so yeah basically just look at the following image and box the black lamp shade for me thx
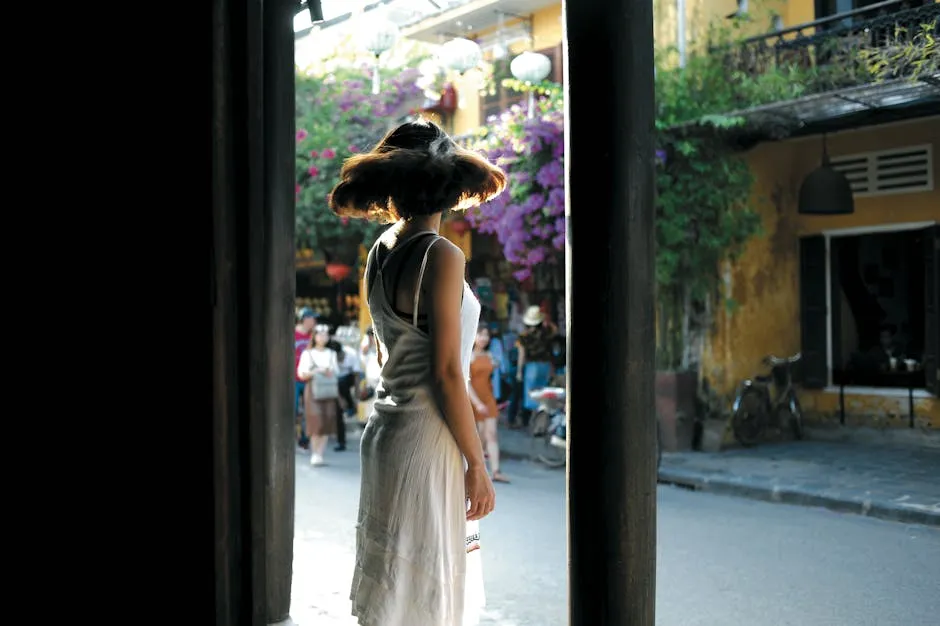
[797,162,855,215]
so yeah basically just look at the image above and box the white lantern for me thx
[510,51,552,118]
[363,18,400,57]
[362,17,400,95]
[510,51,552,84]
[438,37,483,74]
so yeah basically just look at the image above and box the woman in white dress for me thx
[328,118,507,626]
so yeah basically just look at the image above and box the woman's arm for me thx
[466,375,486,414]
[428,240,494,521]
[516,343,526,381]
[429,241,486,466]
[297,350,314,381]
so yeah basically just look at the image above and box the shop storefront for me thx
[295,249,361,327]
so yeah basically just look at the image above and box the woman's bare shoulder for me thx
[427,236,465,269]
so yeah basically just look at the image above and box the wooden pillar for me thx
[261,0,298,622]
[564,0,658,624]
[212,0,296,624]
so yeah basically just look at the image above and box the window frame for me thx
[801,220,939,397]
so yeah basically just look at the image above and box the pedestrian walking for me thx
[470,325,510,483]
[297,324,340,466]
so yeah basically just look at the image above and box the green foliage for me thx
[294,65,424,259]
[858,20,939,82]
[652,16,815,369]
[652,5,936,369]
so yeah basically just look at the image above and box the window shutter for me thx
[829,145,933,197]
[800,235,828,389]
[924,225,939,396]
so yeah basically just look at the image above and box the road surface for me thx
[290,440,940,626]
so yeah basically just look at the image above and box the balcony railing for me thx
[721,0,939,102]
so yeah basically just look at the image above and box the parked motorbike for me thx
[528,386,567,468]
[527,386,663,471]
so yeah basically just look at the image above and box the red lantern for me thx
[450,218,470,236]
[325,262,352,282]
[439,83,458,115]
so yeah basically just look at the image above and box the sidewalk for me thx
[497,424,940,527]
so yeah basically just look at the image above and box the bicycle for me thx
[527,387,664,470]
[730,353,804,447]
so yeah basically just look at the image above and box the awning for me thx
[669,74,940,144]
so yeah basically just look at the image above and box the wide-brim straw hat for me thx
[522,305,544,327]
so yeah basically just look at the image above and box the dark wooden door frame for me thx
[212,0,296,623]
[211,0,657,623]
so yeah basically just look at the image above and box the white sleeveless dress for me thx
[350,230,485,626]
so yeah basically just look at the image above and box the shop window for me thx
[800,225,939,394]
[480,44,563,122]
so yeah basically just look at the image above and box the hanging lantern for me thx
[325,262,353,282]
[439,37,483,74]
[510,51,552,119]
[510,51,552,84]
[362,17,399,57]
[798,137,855,215]
[439,83,458,114]
[449,217,470,236]
[362,16,399,95]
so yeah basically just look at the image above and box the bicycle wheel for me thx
[528,409,550,438]
[535,421,566,468]
[535,437,566,468]
[788,394,804,440]
[731,387,768,447]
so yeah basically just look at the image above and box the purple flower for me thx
[513,268,532,282]
[536,160,564,188]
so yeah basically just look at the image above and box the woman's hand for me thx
[465,465,495,521]
[473,400,488,417]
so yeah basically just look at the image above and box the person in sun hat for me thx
[514,305,557,429]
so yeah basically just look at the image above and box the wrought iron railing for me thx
[720,0,939,99]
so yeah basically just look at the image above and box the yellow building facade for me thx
[703,119,939,430]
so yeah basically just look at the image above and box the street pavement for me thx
[497,425,940,527]
[290,433,940,626]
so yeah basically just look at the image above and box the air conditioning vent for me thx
[829,144,933,197]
